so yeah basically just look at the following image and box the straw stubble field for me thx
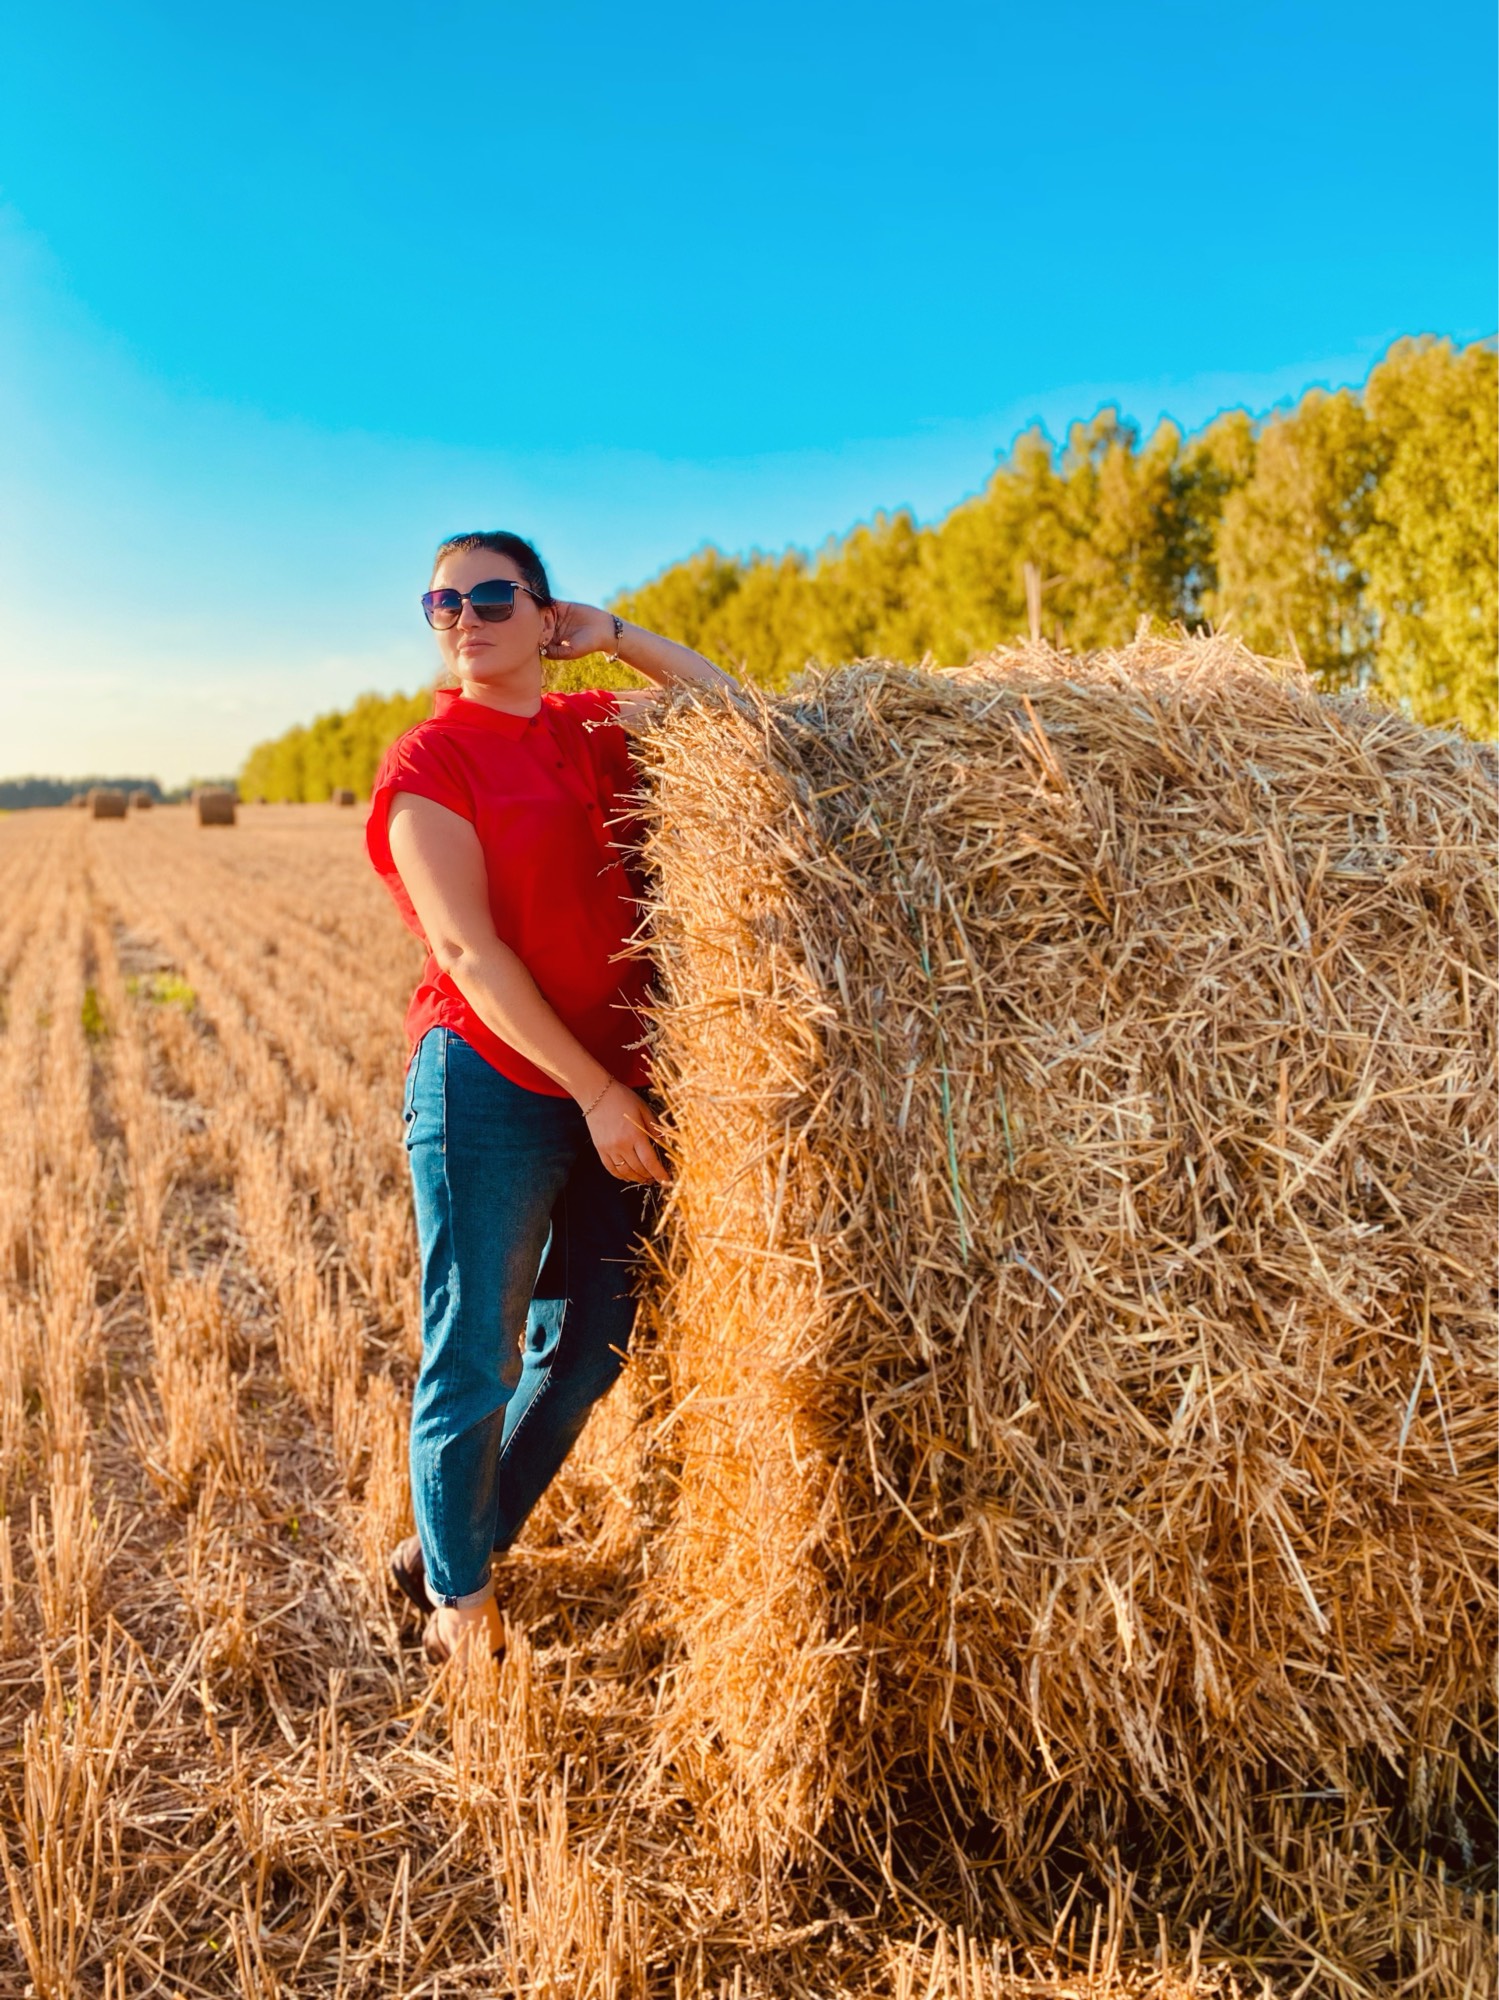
[0,798,1236,2000]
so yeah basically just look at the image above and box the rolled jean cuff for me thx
[440,1574,495,1611]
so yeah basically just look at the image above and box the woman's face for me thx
[429,547,556,689]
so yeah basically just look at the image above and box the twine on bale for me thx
[629,634,1497,1991]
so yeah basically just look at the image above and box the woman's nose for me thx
[456,599,483,627]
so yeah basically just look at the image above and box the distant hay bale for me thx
[636,636,1497,1968]
[88,788,127,819]
[195,788,237,826]
[130,790,153,811]
[331,787,357,807]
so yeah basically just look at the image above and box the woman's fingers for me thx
[632,1119,670,1174]
[544,600,575,653]
[608,1133,668,1184]
[590,1086,670,1183]
[619,1101,665,1147]
[550,602,616,658]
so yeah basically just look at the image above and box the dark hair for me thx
[431,530,553,605]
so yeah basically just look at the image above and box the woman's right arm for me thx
[387,791,668,1183]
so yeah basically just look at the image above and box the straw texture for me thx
[634,635,1496,1975]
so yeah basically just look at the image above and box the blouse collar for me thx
[432,686,551,739]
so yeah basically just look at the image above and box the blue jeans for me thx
[402,1026,655,1604]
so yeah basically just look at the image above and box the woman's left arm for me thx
[545,603,744,700]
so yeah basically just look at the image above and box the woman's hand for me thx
[586,1081,670,1184]
[545,603,747,710]
[544,601,618,660]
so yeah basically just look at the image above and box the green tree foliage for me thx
[1207,386,1382,690]
[1174,410,1257,621]
[1355,337,1498,738]
[612,548,817,690]
[808,511,936,664]
[240,689,433,802]
[240,336,1497,796]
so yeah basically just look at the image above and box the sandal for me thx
[388,1534,432,1615]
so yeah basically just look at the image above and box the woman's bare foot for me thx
[422,1593,504,1667]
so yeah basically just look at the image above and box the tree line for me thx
[239,691,431,806]
[241,334,1495,802]
[0,777,167,810]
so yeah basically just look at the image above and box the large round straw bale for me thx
[636,636,1497,1972]
[129,789,154,810]
[331,786,357,807]
[88,787,127,818]
[195,787,237,826]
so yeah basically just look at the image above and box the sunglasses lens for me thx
[421,590,462,629]
[468,579,518,623]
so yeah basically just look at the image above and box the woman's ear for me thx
[540,605,558,654]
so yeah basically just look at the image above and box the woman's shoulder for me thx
[366,719,477,875]
[370,714,476,825]
[375,708,466,777]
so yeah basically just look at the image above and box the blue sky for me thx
[1,1,1493,783]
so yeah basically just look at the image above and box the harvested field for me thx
[0,631,1492,1998]
[0,800,1252,1999]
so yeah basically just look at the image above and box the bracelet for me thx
[604,613,624,663]
[581,1076,615,1118]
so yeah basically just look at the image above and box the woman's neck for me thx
[457,667,544,718]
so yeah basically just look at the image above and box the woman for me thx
[367,530,739,1666]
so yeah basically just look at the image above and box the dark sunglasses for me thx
[420,578,544,630]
